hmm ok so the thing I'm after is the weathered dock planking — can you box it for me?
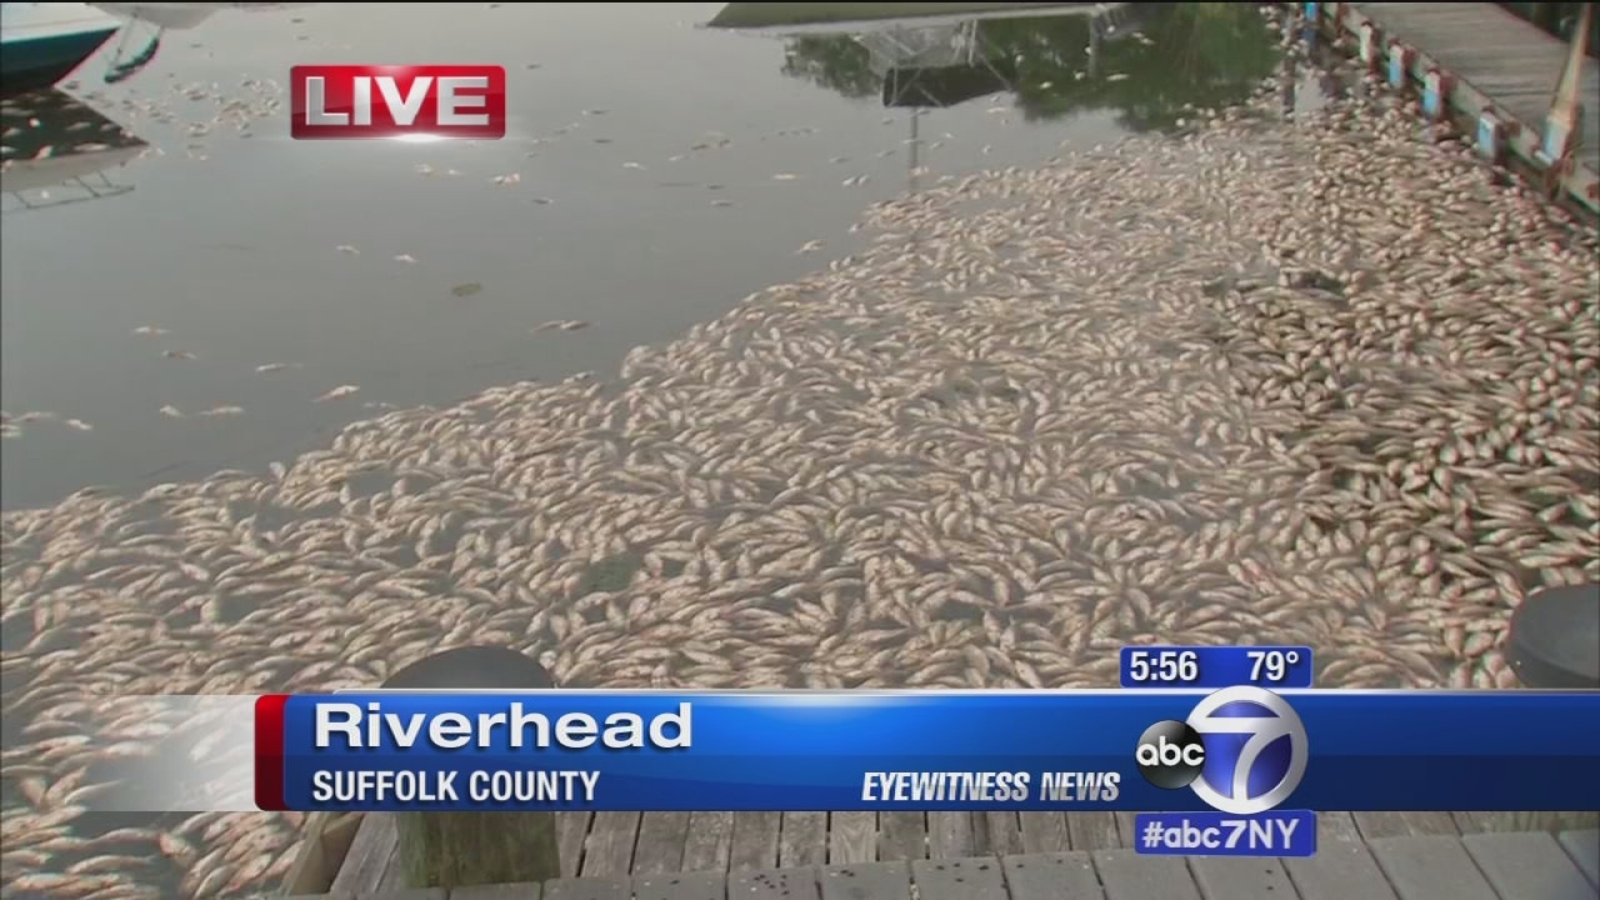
[289,811,1600,899]
[1314,3,1599,212]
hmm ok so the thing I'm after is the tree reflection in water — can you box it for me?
[779,3,1282,134]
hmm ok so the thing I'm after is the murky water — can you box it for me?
[1,2,1285,509]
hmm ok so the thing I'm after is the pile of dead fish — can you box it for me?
[2,40,1596,900]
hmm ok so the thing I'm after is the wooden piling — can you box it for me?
[1542,1,1594,162]
[380,647,563,891]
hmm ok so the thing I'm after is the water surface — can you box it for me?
[1,2,1284,509]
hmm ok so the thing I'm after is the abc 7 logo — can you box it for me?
[1134,686,1309,815]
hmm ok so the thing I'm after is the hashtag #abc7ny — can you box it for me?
[1135,685,1310,815]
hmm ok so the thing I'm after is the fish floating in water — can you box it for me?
[132,326,168,337]
[255,363,298,374]
[163,350,197,361]
[315,385,360,402]
[531,320,590,333]
[393,254,417,264]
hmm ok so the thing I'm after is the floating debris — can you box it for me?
[622,162,645,170]
[163,350,196,360]
[62,418,92,431]
[393,254,417,264]
[490,173,520,185]
[450,283,483,298]
[131,326,168,337]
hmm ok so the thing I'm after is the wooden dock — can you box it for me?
[1315,3,1599,212]
[291,810,1600,899]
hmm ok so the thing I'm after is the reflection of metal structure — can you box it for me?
[857,21,1015,108]
[1,88,146,213]
[853,21,1017,191]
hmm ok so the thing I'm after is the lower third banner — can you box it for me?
[255,689,1599,812]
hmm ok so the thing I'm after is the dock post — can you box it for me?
[381,646,564,890]
[1358,20,1382,73]
[1477,108,1513,164]
[1385,38,1414,90]
[1542,2,1594,164]
[1421,67,1452,121]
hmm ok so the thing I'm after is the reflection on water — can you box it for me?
[0,90,146,204]
[780,3,1282,135]
[0,2,1291,510]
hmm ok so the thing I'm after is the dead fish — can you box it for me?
[393,254,417,264]
[197,406,243,417]
[1107,73,1130,82]
[254,363,297,374]
[163,350,197,360]
[159,405,184,418]
[132,326,168,337]
[336,245,359,255]
[796,240,825,255]
[531,320,589,333]
[622,162,645,170]
[451,283,483,298]
[63,419,93,431]
[314,385,360,402]
[490,173,521,185]
[771,173,799,181]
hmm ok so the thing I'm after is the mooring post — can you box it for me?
[1542,1,1594,163]
[381,646,563,889]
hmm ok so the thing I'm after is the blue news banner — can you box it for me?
[255,690,1600,821]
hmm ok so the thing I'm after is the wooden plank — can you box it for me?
[632,812,691,875]
[1316,812,1364,844]
[1282,838,1399,900]
[330,814,398,897]
[728,813,783,871]
[1065,813,1121,851]
[1462,831,1596,900]
[1558,830,1600,888]
[1353,811,1459,839]
[983,812,1025,856]
[544,876,632,900]
[632,870,728,900]
[818,860,912,900]
[1000,852,1105,900]
[453,886,542,900]
[283,812,364,896]
[557,812,593,878]
[1188,857,1297,900]
[877,812,927,861]
[778,812,828,868]
[1366,835,1499,900]
[911,856,1008,900]
[927,812,978,858]
[1019,813,1071,854]
[682,811,735,873]
[729,866,821,900]
[582,812,642,876]
[1091,850,1202,900]
[829,812,878,864]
